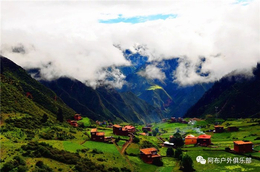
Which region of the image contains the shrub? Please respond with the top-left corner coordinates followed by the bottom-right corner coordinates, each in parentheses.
top-left (121, 167), bottom-right (131, 172)
top-left (108, 167), bottom-right (120, 172)
top-left (91, 148), bottom-right (103, 154)
top-left (180, 154), bottom-right (194, 172)
top-left (166, 148), bottom-right (174, 157)
top-left (152, 158), bottom-right (163, 166)
top-left (140, 140), bottom-right (157, 149)
top-left (225, 147), bottom-right (231, 152)
top-left (175, 148), bottom-right (182, 159)
top-left (133, 136), bottom-right (140, 143)
top-left (170, 132), bottom-right (184, 147)
top-left (97, 158), bottom-right (105, 162)
top-left (1, 156), bottom-right (27, 172)
top-left (34, 161), bottom-right (54, 172)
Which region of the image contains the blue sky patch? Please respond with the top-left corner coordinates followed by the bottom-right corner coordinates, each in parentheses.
top-left (99, 14), bottom-right (177, 24)
top-left (234, 0), bottom-right (253, 5)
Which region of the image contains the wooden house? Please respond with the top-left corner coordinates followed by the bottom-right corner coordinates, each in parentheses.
top-left (74, 114), bottom-right (82, 120)
top-left (214, 125), bottom-right (224, 133)
top-left (185, 135), bottom-right (197, 145)
top-left (146, 124), bottom-right (152, 127)
top-left (142, 127), bottom-right (152, 132)
top-left (233, 141), bottom-right (253, 153)
top-left (67, 120), bottom-right (78, 127)
top-left (170, 117), bottom-right (176, 123)
top-left (228, 126), bottom-right (239, 132)
top-left (90, 128), bottom-right (105, 142)
top-left (123, 125), bottom-right (136, 133)
top-left (162, 118), bottom-right (168, 122)
top-left (113, 125), bottom-right (128, 136)
top-left (140, 148), bottom-right (161, 164)
top-left (178, 117), bottom-right (183, 123)
top-left (197, 134), bottom-right (212, 146)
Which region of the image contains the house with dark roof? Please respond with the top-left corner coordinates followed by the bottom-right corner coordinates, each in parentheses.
top-left (228, 126), bottom-right (239, 132)
top-left (142, 127), bottom-right (152, 132)
top-left (214, 125), bottom-right (224, 133)
top-left (140, 148), bottom-right (161, 164)
top-left (233, 141), bottom-right (253, 153)
top-left (170, 117), bottom-right (176, 123)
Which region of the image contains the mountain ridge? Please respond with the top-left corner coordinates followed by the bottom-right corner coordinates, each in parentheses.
top-left (184, 63), bottom-right (260, 119)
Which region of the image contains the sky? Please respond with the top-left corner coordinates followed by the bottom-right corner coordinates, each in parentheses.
top-left (1, 0), bottom-right (260, 88)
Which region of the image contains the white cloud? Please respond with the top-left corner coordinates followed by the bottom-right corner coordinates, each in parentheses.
top-left (138, 64), bottom-right (166, 81)
top-left (1, 0), bottom-right (259, 87)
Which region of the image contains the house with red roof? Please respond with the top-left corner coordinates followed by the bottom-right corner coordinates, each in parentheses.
top-left (74, 114), bottom-right (82, 120)
top-left (90, 128), bottom-right (105, 142)
top-left (113, 124), bottom-right (135, 136)
top-left (67, 119), bottom-right (78, 127)
top-left (123, 125), bottom-right (136, 133)
top-left (185, 135), bottom-right (197, 145)
top-left (140, 147), bottom-right (161, 164)
top-left (233, 141), bottom-right (253, 153)
top-left (197, 134), bottom-right (212, 146)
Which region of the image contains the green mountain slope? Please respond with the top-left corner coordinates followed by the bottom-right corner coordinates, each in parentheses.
top-left (40, 78), bottom-right (162, 123)
top-left (0, 56), bottom-right (76, 119)
top-left (184, 63), bottom-right (260, 118)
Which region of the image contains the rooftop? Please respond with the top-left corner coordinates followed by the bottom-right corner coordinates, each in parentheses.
top-left (185, 135), bottom-right (197, 139)
top-left (124, 125), bottom-right (135, 129)
top-left (113, 124), bottom-right (121, 128)
top-left (198, 134), bottom-right (212, 139)
top-left (234, 141), bottom-right (253, 145)
top-left (140, 147), bottom-right (158, 155)
top-left (91, 128), bottom-right (97, 132)
top-left (214, 125), bottom-right (224, 128)
top-left (96, 132), bottom-right (105, 136)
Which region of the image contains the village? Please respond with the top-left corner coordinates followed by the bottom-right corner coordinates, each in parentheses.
top-left (66, 113), bottom-right (259, 168)
top-left (1, 112), bottom-right (260, 172)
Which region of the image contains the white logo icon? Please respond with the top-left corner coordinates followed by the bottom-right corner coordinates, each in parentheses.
top-left (196, 156), bottom-right (206, 164)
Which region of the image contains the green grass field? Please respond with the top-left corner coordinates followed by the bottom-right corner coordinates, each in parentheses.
top-left (83, 141), bottom-right (120, 154)
top-left (1, 116), bottom-right (260, 172)
top-left (80, 117), bottom-right (91, 127)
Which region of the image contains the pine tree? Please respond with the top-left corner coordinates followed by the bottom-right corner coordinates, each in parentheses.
top-left (57, 108), bottom-right (63, 122)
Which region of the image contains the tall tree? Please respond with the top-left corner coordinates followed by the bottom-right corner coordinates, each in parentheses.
top-left (57, 108), bottom-right (63, 122)
top-left (170, 132), bottom-right (184, 147)
top-left (41, 114), bottom-right (48, 123)
top-left (181, 154), bottom-right (194, 172)
top-left (166, 148), bottom-right (174, 157)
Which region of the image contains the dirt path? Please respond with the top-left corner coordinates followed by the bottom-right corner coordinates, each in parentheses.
top-left (121, 134), bottom-right (133, 154)
top-left (112, 138), bottom-right (134, 172)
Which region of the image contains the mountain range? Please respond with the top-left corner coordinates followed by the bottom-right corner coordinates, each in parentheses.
top-left (0, 56), bottom-right (76, 122)
top-left (2, 54), bottom-right (259, 124)
top-left (118, 50), bottom-right (212, 117)
top-left (184, 63), bottom-right (260, 118)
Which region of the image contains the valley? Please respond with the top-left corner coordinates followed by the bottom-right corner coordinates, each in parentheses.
top-left (1, 114), bottom-right (260, 172)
